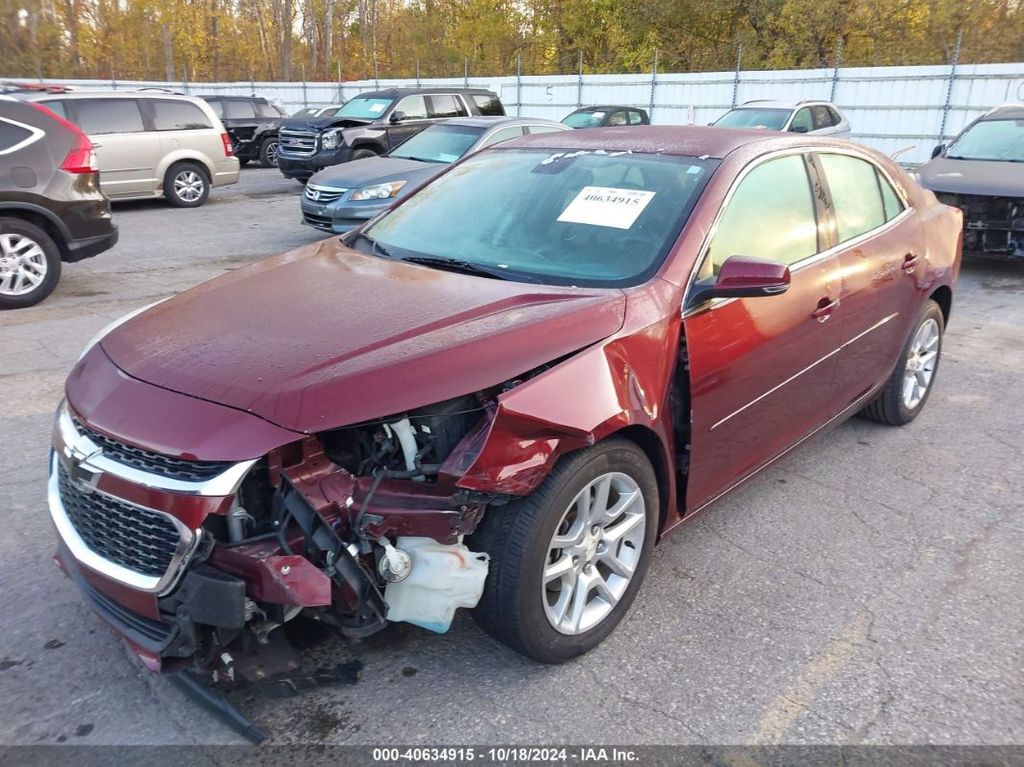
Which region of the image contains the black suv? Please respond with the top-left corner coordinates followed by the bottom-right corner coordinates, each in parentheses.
top-left (276, 87), bottom-right (504, 182)
top-left (199, 95), bottom-right (286, 167)
top-left (0, 96), bottom-right (117, 308)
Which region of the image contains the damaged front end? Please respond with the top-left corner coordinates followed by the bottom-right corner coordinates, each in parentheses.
top-left (935, 192), bottom-right (1024, 259)
top-left (49, 390), bottom-right (507, 686)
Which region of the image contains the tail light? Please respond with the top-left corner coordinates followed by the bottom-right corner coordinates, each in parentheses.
top-left (27, 102), bottom-right (98, 174)
top-left (221, 132), bottom-right (234, 157)
top-left (60, 132), bottom-right (98, 174)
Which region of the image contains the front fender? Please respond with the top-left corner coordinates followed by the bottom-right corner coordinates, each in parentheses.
top-left (455, 309), bottom-right (678, 504)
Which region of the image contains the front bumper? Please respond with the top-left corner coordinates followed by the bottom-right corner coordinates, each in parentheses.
top-left (277, 146), bottom-right (352, 180)
top-left (300, 195), bottom-right (388, 233)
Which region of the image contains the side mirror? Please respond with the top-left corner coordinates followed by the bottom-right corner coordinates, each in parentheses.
top-left (688, 256), bottom-right (791, 307)
top-left (790, 125), bottom-right (809, 133)
top-left (389, 111), bottom-right (406, 124)
top-left (931, 143), bottom-right (945, 159)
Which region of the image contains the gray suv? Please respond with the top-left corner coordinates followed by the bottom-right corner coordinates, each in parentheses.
top-left (276, 87), bottom-right (505, 182)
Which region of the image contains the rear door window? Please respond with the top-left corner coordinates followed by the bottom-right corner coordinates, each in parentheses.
top-left (707, 154), bottom-right (818, 273)
top-left (255, 101), bottom-right (283, 118)
top-left (819, 153), bottom-right (888, 242)
top-left (75, 99), bottom-right (145, 134)
top-left (827, 106), bottom-right (842, 125)
top-left (811, 105), bottom-right (834, 130)
top-left (628, 111), bottom-right (644, 125)
top-left (471, 94), bottom-right (504, 116)
top-left (526, 124), bottom-right (563, 134)
top-left (152, 99), bottom-right (213, 131)
top-left (428, 95), bottom-right (468, 118)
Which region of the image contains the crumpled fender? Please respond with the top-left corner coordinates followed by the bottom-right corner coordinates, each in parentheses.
top-left (454, 280), bottom-right (681, 530)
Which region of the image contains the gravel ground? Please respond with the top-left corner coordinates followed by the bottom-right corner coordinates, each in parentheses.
top-left (0, 168), bottom-right (1021, 747)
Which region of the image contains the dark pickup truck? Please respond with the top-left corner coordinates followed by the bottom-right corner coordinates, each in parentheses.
top-left (276, 87), bottom-right (505, 182)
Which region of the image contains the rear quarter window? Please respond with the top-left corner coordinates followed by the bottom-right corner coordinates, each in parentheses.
top-left (75, 99), bottom-right (145, 135)
top-left (0, 119), bottom-right (35, 153)
top-left (152, 100), bottom-right (213, 131)
top-left (471, 94), bottom-right (504, 116)
top-left (223, 100), bottom-right (256, 119)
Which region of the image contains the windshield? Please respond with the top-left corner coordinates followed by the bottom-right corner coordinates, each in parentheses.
top-left (563, 111), bottom-right (605, 128)
top-left (714, 108), bottom-right (791, 131)
top-left (390, 124), bottom-right (484, 163)
top-left (362, 149), bottom-right (717, 287)
top-left (334, 97), bottom-right (394, 119)
top-left (946, 118), bottom-right (1024, 162)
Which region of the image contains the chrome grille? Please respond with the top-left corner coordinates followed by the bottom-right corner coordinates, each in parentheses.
top-left (73, 419), bottom-right (232, 482)
top-left (279, 129), bottom-right (317, 157)
top-left (304, 184), bottom-right (347, 204)
top-left (57, 463), bottom-right (182, 579)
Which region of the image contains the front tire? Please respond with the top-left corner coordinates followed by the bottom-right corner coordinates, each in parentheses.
top-left (258, 136), bottom-right (280, 168)
top-left (165, 162), bottom-right (210, 208)
top-left (469, 439), bottom-right (658, 664)
top-left (349, 147), bottom-right (378, 161)
top-left (861, 299), bottom-right (944, 425)
top-left (0, 217), bottom-right (61, 309)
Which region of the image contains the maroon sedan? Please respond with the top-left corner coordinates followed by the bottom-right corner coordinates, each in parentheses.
top-left (50, 127), bottom-right (961, 679)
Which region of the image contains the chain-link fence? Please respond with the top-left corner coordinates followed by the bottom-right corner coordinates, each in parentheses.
top-left (11, 54), bottom-right (1024, 165)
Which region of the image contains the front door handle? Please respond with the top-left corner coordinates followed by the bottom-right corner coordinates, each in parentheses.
top-left (902, 253), bottom-right (919, 273)
top-left (812, 297), bottom-right (839, 322)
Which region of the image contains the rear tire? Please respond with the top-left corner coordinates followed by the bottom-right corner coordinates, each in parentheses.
top-left (861, 299), bottom-right (944, 426)
top-left (165, 162), bottom-right (210, 208)
top-left (0, 217), bottom-right (61, 309)
top-left (258, 136), bottom-right (280, 168)
top-left (468, 439), bottom-right (658, 664)
top-left (350, 147), bottom-right (378, 161)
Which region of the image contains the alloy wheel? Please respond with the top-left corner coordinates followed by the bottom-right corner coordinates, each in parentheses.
top-left (542, 472), bottom-right (646, 635)
top-left (173, 170), bottom-right (204, 203)
top-left (0, 233), bottom-right (48, 297)
top-left (265, 141), bottom-right (279, 166)
top-left (903, 317), bottom-right (940, 409)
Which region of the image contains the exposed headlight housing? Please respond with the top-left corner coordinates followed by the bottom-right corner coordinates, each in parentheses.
top-left (78, 298), bottom-right (169, 361)
top-left (321, 128), bottom-right (344, 150)
top-left (351, 181), bottom-right (407, 201)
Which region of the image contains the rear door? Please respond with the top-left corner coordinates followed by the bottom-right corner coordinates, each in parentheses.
top-left (815, 151), bottom-right (923, 411)
top-left (220, 98), bottom-right (258, 152)
top-left (70, 98), bottom-right (160, 197)
top-left (149, 97), bottom-right (216, 169)
top-left (683, 152), bottom-right (843, 509)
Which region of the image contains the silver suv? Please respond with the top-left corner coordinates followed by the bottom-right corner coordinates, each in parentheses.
top-left (713, 99), bottom-right (851, 137)
top-left (19, 89), bottom-right (239, 207)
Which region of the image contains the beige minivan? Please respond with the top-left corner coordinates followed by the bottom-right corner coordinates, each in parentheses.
top-left (23, 90), bottom-right (239, 207)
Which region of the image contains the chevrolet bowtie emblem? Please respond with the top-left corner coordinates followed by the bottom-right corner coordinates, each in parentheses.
top-left (65, 440), bottom-right (103, 491)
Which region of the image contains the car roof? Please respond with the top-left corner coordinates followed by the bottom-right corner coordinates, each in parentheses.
top-left (437, 116), bottom-right (565, 129)
top-left (197, 94), bottom-right (269, 103)
top-left (570, 105), bottom-right (646, 113)
top-left (734, 99), bottom-right (838, 110)
top-left (498, 124), bottom-right (856, 160)
top-left (982, 103), bottom-right (1024, 120)
top-left (350, 87), bottom-right (497, 98)
top-left (18, 89), bottom-right (202, 102)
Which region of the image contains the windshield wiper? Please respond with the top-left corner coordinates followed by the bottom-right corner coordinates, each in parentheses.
top-left (350, 232), bottom-right (395, 259)
top-left (398, 155), bottom-right (446, 164)
top-left (400, 255), bottom-right (541, 283)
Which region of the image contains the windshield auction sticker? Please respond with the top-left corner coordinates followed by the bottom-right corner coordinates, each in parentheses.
top-left (557, 186), bottom-right (656, 229)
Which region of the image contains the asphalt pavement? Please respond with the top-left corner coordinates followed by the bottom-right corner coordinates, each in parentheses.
top-left (0, 168), bottom-right (1021, 747)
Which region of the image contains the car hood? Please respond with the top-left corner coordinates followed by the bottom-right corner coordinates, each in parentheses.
top-left (917, 157), bottom-right (1024, 197)
top-left (281, 116), bottom-right (373, 131)
top-left (309, 157), bottom-right (445, 190)
top-left (99, 239), bottom-right (626, 434)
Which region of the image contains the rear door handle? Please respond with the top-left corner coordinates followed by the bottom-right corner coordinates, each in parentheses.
top-left (902, 253), bottom-right (919, 273)
top-left (812, 297), bottom-right (840, 322)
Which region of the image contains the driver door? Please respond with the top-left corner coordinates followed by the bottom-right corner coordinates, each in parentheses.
top-left (683, 153), bottom-right (843, 509)
top-left (385, 94), bottom-right (431, 148)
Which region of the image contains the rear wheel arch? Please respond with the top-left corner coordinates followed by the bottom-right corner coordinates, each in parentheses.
top-left (0, 204), bottom-right (69, 260)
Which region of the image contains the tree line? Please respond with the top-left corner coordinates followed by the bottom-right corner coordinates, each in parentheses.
top-left (2, 0), bottom-right (1022, 83)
